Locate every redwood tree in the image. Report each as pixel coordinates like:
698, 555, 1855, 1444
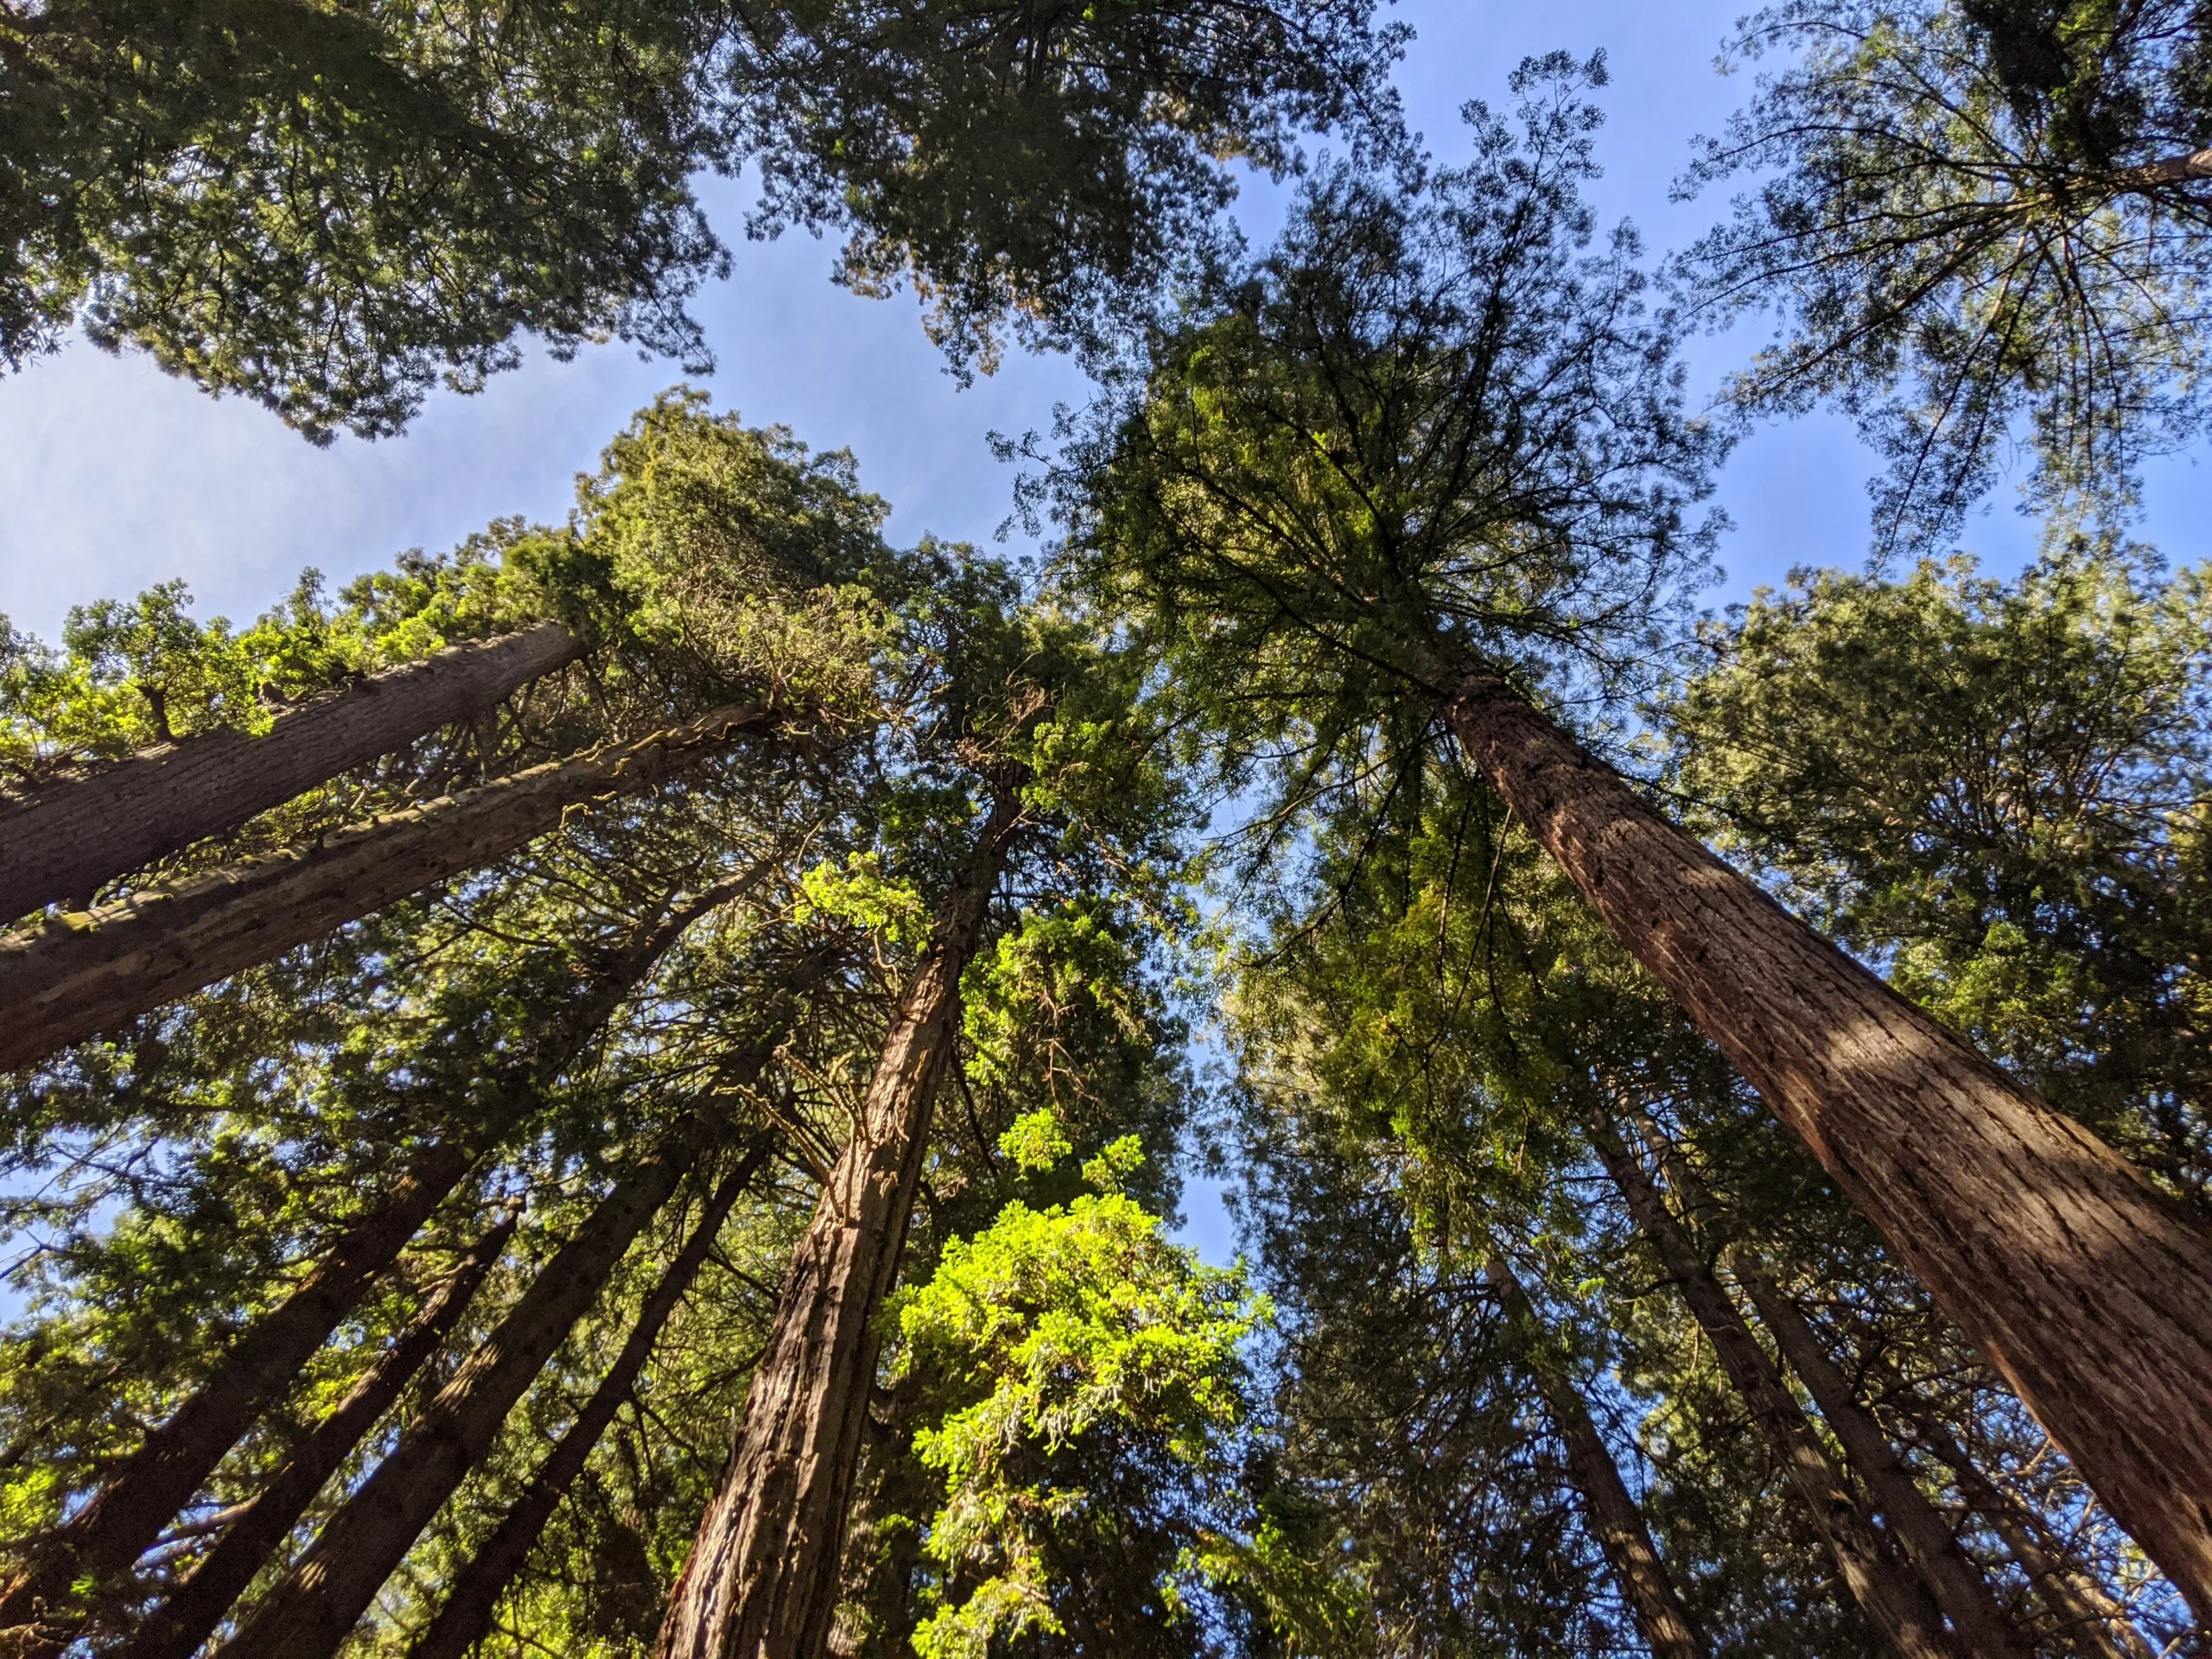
1058, 58, 2212, 1614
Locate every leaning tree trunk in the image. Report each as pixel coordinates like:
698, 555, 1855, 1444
0, 623, 580, 924
1484, 1257, 1707, 1659
409, 1143, 774, 1659
1584, 1116, 1958, 1658
213, 1124, 709, 1659
1442, 662, 2212, 1620
1904, 1407, 2158, 1659
1735, 1268, 2031, 1659
0, 702, 776, 1071
1626, 1112, 2031, 1659
0, 881, 735, 1647
657, 787, 1024, 1659
121, 1206, 522, 1659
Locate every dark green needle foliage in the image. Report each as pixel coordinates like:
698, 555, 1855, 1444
1663, 537, 2212, 1209
1, 0, 732, 440
0, 0, 1405, 439
1680, 0, 2212, 550
725, 0, 1406, 378
1049, 53, 1719, 847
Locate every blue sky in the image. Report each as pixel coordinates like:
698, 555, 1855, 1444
4, 0, 2208, 1262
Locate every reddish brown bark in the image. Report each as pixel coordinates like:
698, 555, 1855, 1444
0, 623, 580, 924
0, 703, 774, 1072
408, 1144, 773, 1659
0, 884, 734, 1649
213, 1126, 708, 1659
656, 789, 1024, 1659
1443, 664, 2212, 1620
120, 1207, 521, 1659
1625, 1113, 2031, 1659
1586, 1117, 1957, 1658
1484, 1257, 1706, 1659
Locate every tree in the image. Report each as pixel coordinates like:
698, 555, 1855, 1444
1662, 542, 2212, 1211
1055, 57, 2212, 1615
1678, 0, 2212, 549
1, 0, 1402, 439
889, 1157, 1266, 1659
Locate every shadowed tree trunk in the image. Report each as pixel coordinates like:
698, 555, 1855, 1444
1624, 1111, 2031, 1659
1443, 661, 2212, 1620
1904, 1407, 2158, 1659
1584, 1114, 1959, 1658
1736, 1269, 2031, 1659
0, 702, 777, 1071
212, 1122, 710, 1659
120, 1205, 523, 1659
1484, 1256, 1707, 1659
0, 622, 581, 923
656, 785, 1024, 1659
408, 1142, 775, 1659
0, 880, 741, 1649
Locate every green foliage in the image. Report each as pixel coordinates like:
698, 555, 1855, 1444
1681, 0, 2212, 548
895, 1179, 1265, 1659
2, 1, 1404, 437
729, 0, 1405, 378
2, 0, 731, 440
1052, 54, 1719, 856
1667, 540, 2212, 1206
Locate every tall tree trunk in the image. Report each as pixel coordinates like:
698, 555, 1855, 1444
1734, 1269, 2031, 1659
1905, 1409, 2158, 1659
0, 881, 734, 1646
212, 1123, 709, 1659
409, 1143, 774, 1659
1442, 662, 2212, 1618
1624, 1111, 2031, 1659
0, 623, 581, 923
0, 701, 777, 1072
657, 787, 1024, 1659
1584, 1116, 1958, 1659
120, 1206, 522, 1659
1484, 1256, 1707, 1659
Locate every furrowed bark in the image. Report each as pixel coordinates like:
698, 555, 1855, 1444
1586, 1116, 1957, 1658
0, 883, 738, 1648
0, 702, 774, 1072
213, 1124, 709, 1659
1443, 663, 2212, 1619
409, 1144, 773, 1659
0, 623, 581, 924
1484, 1257, 1706, 1659
122, 1206, 522, 1659
657, 787, 1024, 1659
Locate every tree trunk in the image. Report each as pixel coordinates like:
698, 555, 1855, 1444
121, 1206, 522, 1659
1442, 663, 2212, 1620
212, 1125, 708, 1659
0, 623, 581, 924
1584, 1116, 1958, 1658
1906, 1411, 2158, 1659
0, 883, 734, 1648
409, 1143, 774, 1659
1484, 1256, 1707, 1659
1623, 1111, 2031, 1659
0, 702, 775, 1071
1735, 1270, 2031, 1659
656, 787, 1024, 1659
